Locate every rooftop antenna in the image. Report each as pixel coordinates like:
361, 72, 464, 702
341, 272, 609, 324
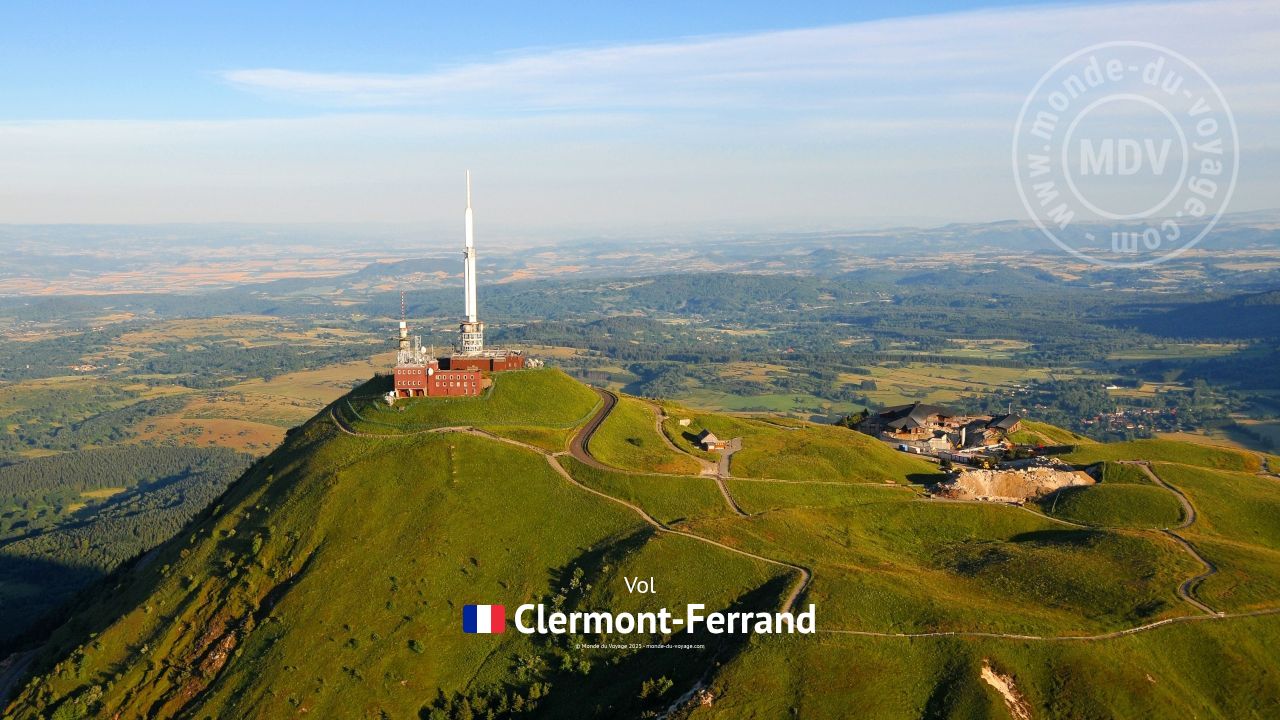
400, 290, 406, 324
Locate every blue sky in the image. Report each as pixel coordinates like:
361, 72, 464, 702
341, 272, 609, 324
1, 0, 1275, 234
2, 0, 1074, 120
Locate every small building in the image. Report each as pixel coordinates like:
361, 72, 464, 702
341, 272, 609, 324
696, 430, 727, 451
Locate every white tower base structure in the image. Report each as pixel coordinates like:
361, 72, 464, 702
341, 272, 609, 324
459, 170, 485, 355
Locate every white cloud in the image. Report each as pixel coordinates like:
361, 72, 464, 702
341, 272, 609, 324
220, 0, 1279, 115
1, 0, 1277, 228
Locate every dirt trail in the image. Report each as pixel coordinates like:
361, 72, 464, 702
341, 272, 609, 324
1119, 461, 1220, 615
825, 607, 1280, 642
715, 438, 749, 517
329, 395, 812, 613
330, 399, 1280, 639
574, 393, 747, 518
1251, 452, 1279, 480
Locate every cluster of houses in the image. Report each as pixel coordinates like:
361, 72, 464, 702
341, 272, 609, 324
1080, 407, 1181, 434
856, 402, 1022, 461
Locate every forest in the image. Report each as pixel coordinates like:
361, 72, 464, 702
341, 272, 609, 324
0, 446, 250, 652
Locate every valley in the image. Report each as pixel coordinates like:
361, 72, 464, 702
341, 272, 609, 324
1, 225, 1278, 717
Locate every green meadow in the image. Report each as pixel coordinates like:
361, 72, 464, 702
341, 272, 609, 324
561, 456, 729, 524
699, 616, 1280, 719
662, 406, 938, 483
587, 395, 702, 475
1039, 484, 1186, 529
1064, 438, 1261, 473
7, 370, 1280, 719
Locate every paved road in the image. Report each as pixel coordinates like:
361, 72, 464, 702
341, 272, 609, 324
568, 388, 617, 471
640, 401, 747, 516
717, 437, 741, 477
715, 438, 749, 517
562, 391, 806, 609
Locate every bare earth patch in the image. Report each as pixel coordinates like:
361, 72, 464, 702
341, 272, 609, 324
935, 459, 1094, 504
981, 659, 1032, 720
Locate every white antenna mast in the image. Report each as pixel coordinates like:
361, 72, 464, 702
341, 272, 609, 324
463, 170, 477, 323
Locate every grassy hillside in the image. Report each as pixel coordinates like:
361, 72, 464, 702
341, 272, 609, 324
588, 396, 702, 475
1064, 438, 1261, 472
681, 491, 1197, 634
1153, 464, 1280, 550
662, 408, 939, 483
725, 480, 918, 514
699, 616, 1280, 719
1038, 484, 1186, 529
1099, 461, 1155, 484
1010, 420, 1094, 445
5, 371, 1280, 719
3, 373, 786, 719
561, 457, 728, 524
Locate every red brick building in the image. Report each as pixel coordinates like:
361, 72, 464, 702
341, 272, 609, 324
393, 360, 482, 398
441, 351, 526, 372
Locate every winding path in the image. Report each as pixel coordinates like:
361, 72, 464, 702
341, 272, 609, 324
825, 607, 1280, 642
567, 387, 617, 471
1119, 460, 1221, 616
643, 399, 747, 515
329, 396, 1280, 640
329, 397, 812, 613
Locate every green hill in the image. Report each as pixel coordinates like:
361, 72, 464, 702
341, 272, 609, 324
1038, 484, 1186, 528
1063, 438, 1261, 472
588, 396, 702, 475
661, 405, 940, 483
5, 371, 1280, 719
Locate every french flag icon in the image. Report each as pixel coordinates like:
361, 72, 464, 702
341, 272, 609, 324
462, 604, 506, 634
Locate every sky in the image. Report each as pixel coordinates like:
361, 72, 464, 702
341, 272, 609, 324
1, 0, 1277, 238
